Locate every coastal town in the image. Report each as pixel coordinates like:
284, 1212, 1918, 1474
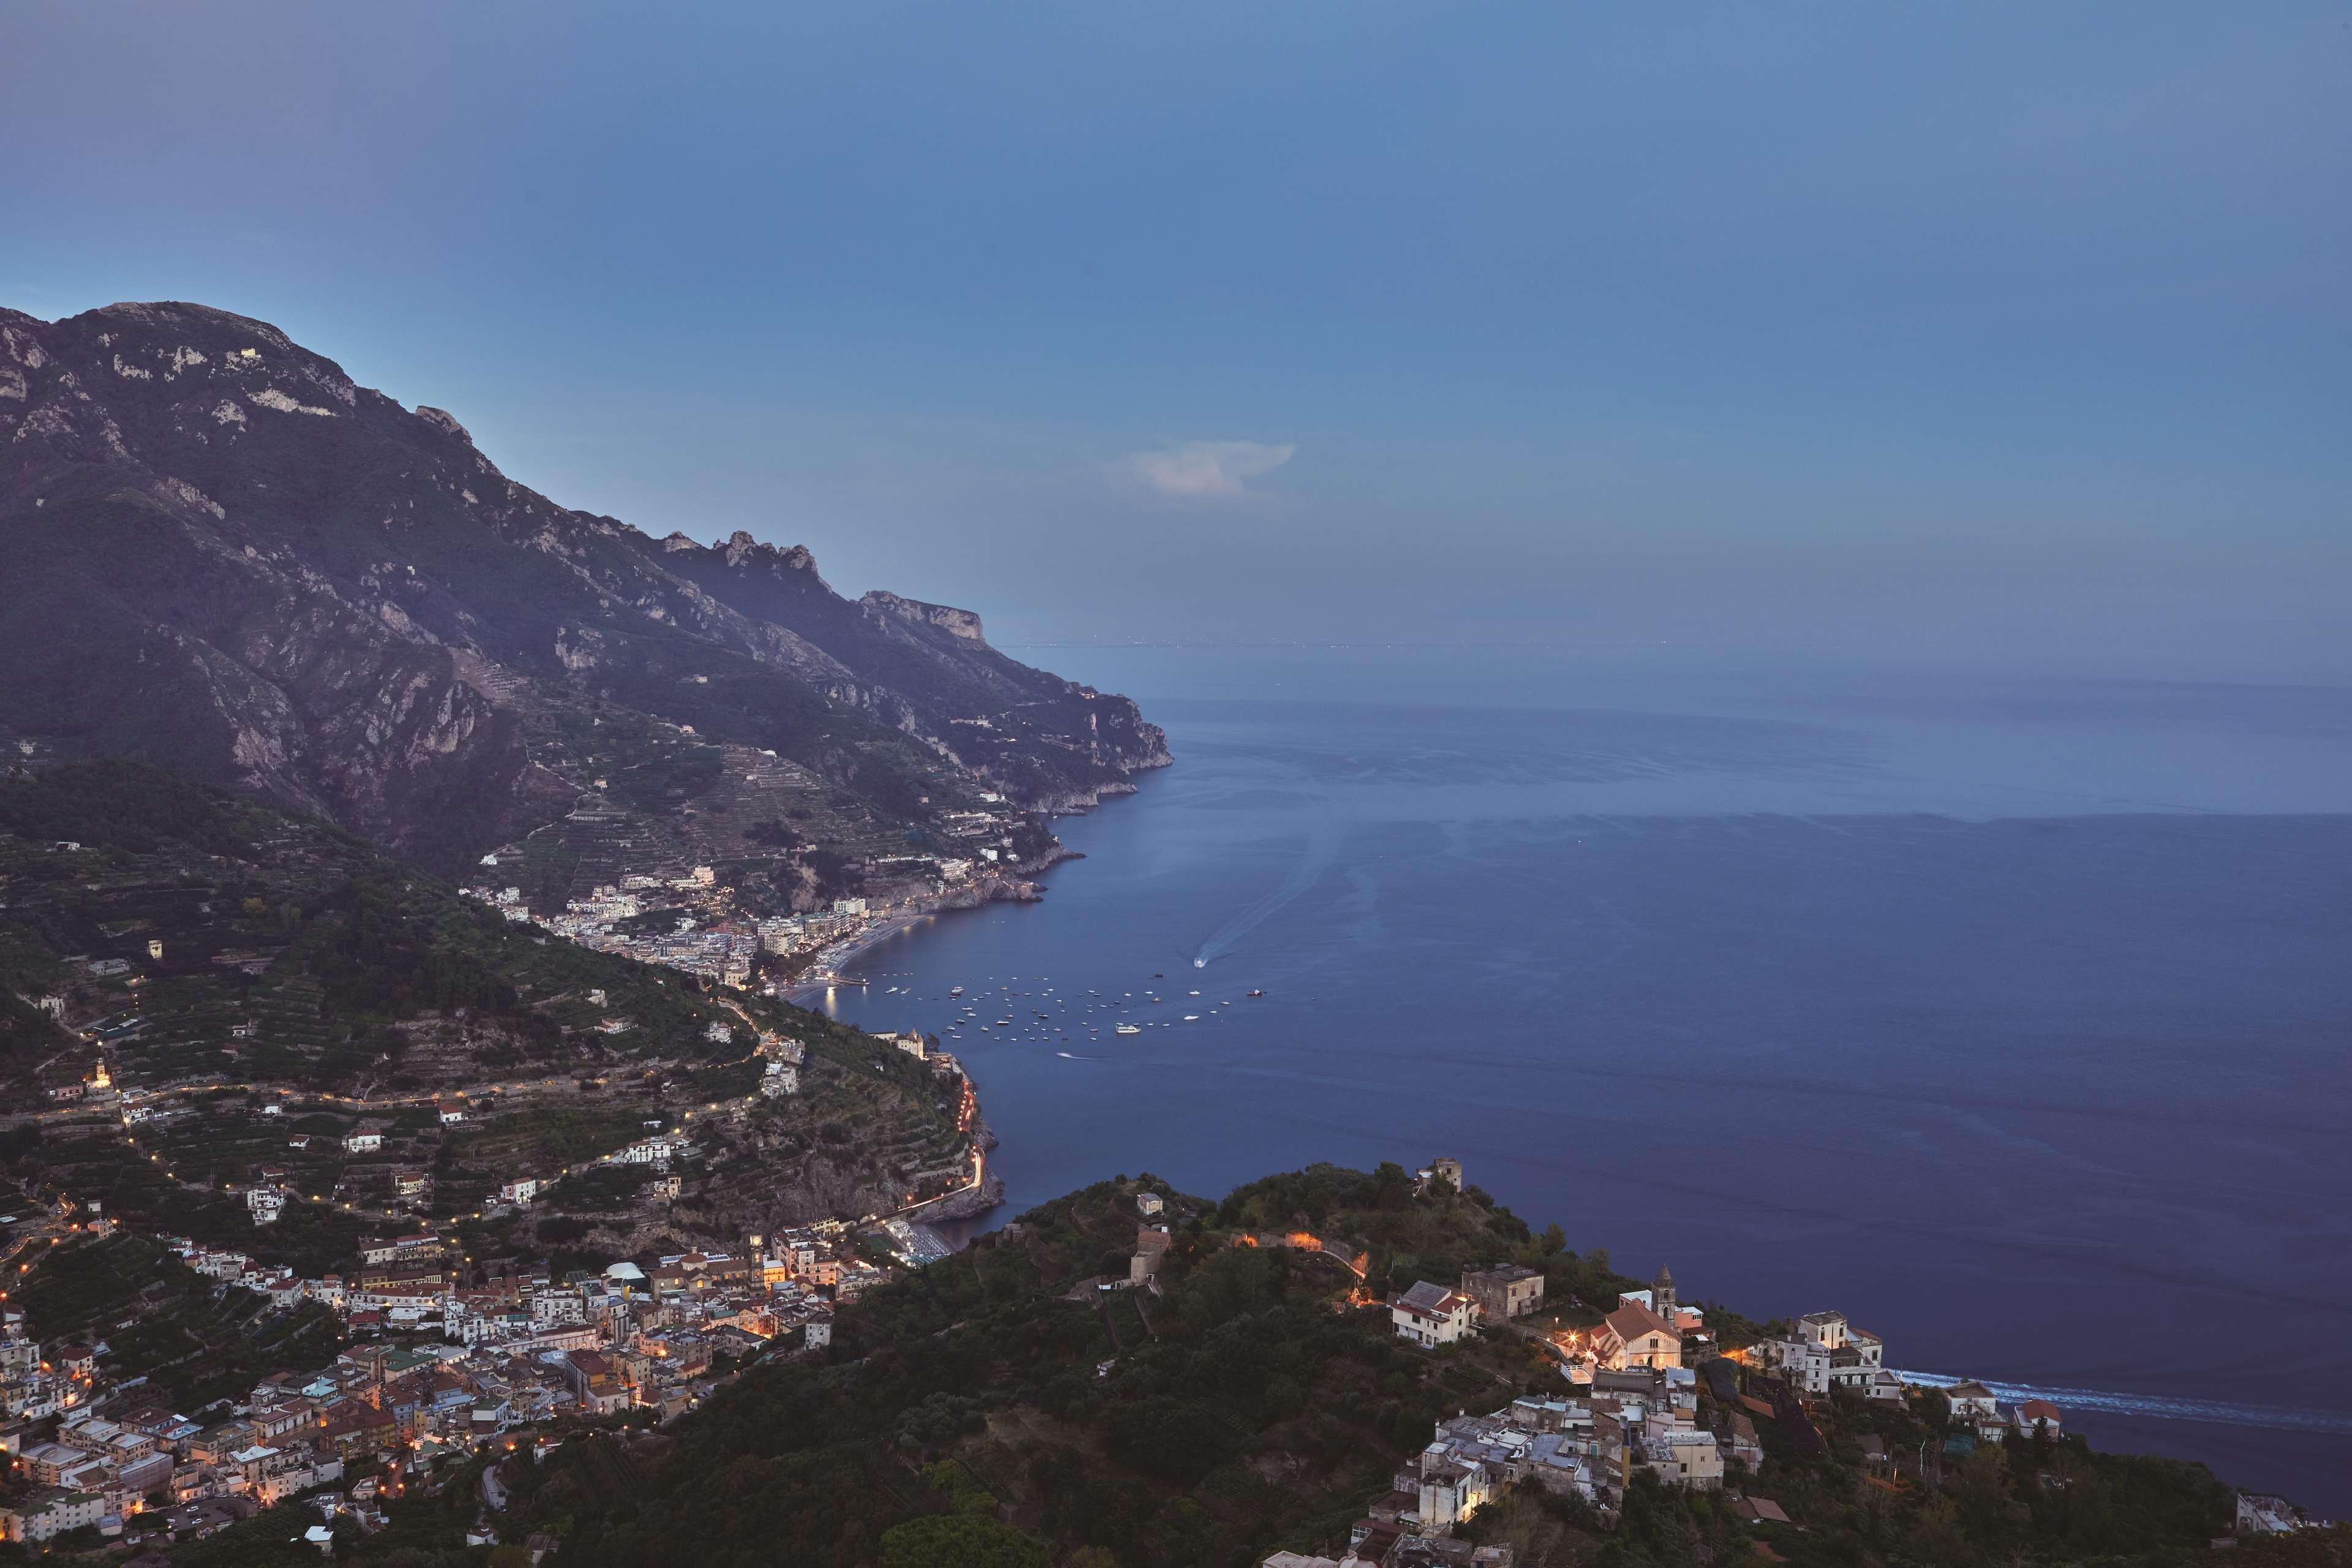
0, 1122, 2330, 1560
0, 1112, 930, 1549
0, 784, 2331, 1560
464, 784, 1042, 998
0, 941, 990, 1548
1218, 1158, 2334, 1564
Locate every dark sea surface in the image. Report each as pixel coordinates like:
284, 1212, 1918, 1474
807, 649, 2352, 1516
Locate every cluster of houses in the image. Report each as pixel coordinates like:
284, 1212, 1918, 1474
467, 829, 1007, 993
0, 1317, 99, 1429
1325, 1278, 2322, 1553
0, 1293, 380, 1546
755, 906, 878, 962
472, 869, 766, 989
1379, 1269, 1754, 1517
1364, 1212, 2127, 1534
757, 1030, 805, 1098
164, 1221, 877, 1351
1934, 1381, 2067, 1453
458, 781, 1038, 996
1379, 1251, 2091, 1501
0, 1213, 900, 1544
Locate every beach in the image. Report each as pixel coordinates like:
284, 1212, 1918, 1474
778, 910, 944, 1005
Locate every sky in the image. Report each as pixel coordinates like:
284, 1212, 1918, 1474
4, 1, 2347, 679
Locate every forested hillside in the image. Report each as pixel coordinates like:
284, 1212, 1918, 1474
470, 1166, 2284, 1568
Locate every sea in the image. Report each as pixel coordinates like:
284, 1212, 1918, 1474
802, 646, 2352, 1517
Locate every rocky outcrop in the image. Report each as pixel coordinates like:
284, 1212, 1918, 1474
655, 530, 1171, 797
862, 589, 986, 643
931, 871, 1051, 910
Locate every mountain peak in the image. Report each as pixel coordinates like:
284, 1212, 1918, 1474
81, 300, 298, 350
0, 298, 1168, 867
710, 529, 824, 580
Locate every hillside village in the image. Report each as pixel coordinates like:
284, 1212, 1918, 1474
0, 777, 1018, 1548
0, 775, 2335, 1566
0, 1184, 921, 1549
0, 1155, 2328, 1568
0, 1036, 984, 1548
466, 783, 1053, 994
1231, 1158, 2228, 1547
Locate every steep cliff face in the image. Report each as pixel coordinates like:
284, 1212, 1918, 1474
0, 301, 1166, 872
657, 530, 1171, 804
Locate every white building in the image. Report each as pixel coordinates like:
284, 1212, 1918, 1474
1942, 1381, 2008, 1442
2010, 1399, 2064, 1440
1391, 1280, 1480, 1347
531, 1291, 587, 1325
2237, 1493, 2318, 1535
0, 1488, 107, 1543
1757, 1311, 1884, 1395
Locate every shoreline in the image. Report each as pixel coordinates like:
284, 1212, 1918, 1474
774, 818, 1144, 1240
780, 910, 938, 1005
779, 848, 1081, 1008
778, 856, 1101, 1231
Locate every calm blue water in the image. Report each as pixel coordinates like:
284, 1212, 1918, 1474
811, 649, 2352, 1514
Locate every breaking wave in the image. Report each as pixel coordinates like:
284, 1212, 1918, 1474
1896, 1371, 2352, 1435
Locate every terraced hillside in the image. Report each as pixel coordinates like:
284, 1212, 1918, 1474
5, 763, 804, 1092
0, 763, 996, 1267
13, 1229, 345, 1409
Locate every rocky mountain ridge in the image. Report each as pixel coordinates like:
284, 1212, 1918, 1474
0, 300, 1166, 875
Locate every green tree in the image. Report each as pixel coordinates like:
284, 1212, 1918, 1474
880, 1513, 1052, 1568
1365, 1161, 1413, 1210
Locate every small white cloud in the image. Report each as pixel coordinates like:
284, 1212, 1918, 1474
1123, 439, 1295, 499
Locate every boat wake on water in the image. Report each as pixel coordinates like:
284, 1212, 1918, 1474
1192, 808, 1339, 968
1896, 1371, 2352, 1435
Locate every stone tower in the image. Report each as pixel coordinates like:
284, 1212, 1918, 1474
1654, 1263, 1676, 1314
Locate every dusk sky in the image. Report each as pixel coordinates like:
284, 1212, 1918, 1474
6, 2, 2346, 677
